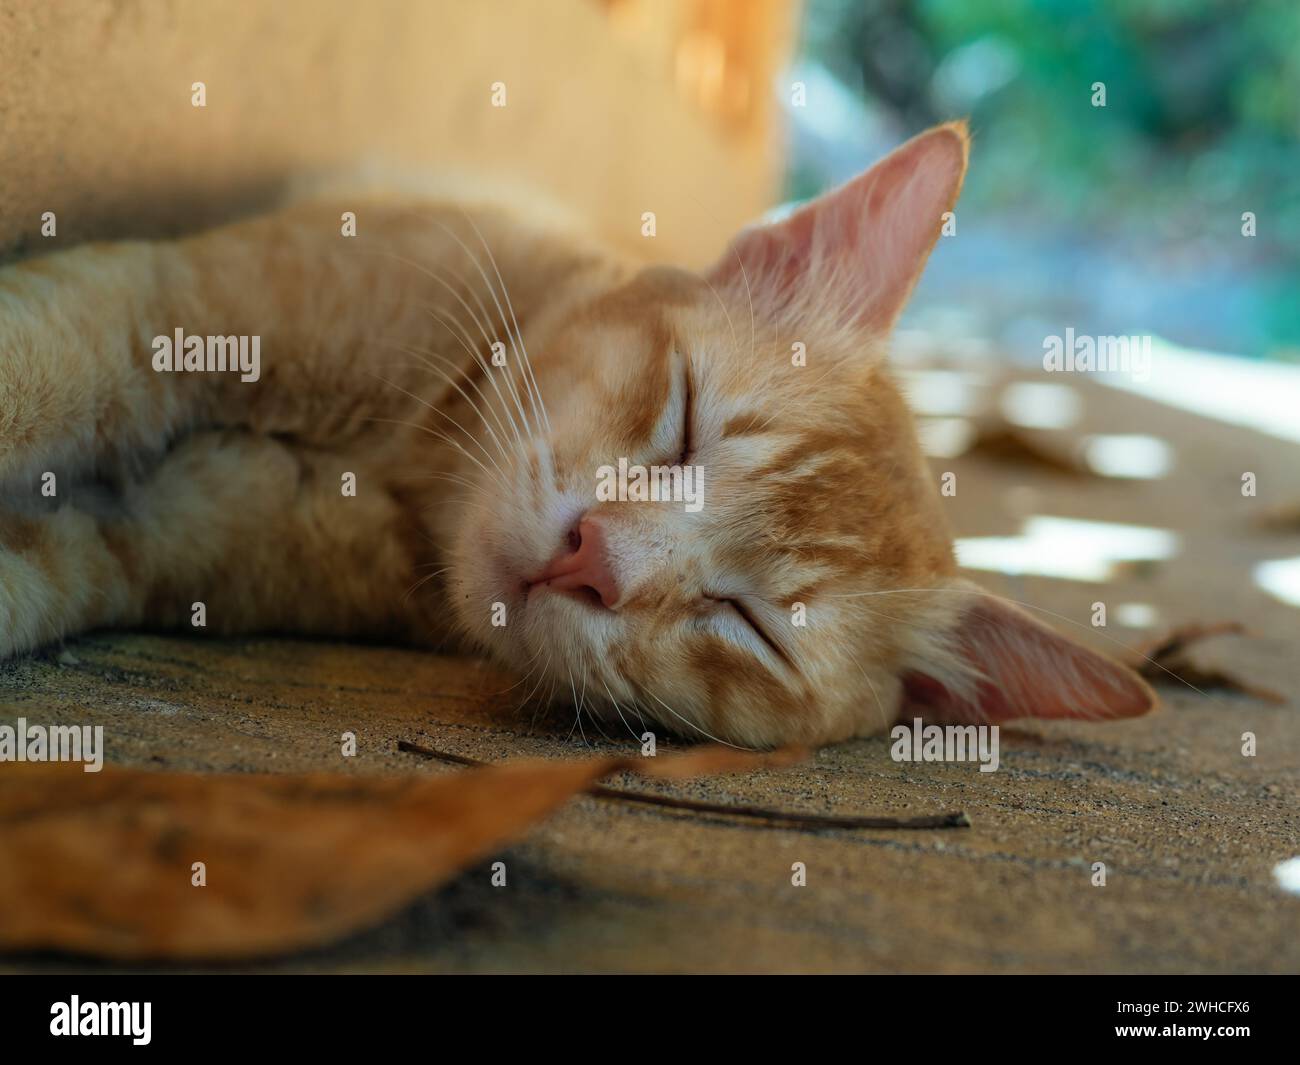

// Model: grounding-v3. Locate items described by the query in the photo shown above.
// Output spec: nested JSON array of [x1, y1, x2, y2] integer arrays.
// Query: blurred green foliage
[[797, 0, 1300, 350]]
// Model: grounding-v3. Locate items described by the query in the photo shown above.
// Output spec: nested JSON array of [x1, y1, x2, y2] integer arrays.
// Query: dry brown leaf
[[966, 421, 1092, 477], [1130, 622, 1286, 705], [0, 746, 801, 961], [1255, 499, 1300, 532]]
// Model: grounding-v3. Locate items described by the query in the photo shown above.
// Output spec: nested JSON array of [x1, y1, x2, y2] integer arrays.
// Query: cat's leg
[[0, 429, 451, 659], [0, 200, 550, 657], [0, 201, 496, 491], [0, 240, 192, 488]]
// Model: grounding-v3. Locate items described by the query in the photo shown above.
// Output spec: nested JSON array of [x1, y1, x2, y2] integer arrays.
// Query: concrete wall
[[0, 0, 792, 265]]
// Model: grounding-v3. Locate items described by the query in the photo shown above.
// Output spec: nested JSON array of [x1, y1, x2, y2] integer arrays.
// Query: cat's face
[[449, 123, 1157, 747]]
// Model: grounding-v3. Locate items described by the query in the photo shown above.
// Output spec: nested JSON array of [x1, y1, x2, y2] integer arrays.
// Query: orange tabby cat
[[0, 123, 1155, 746]]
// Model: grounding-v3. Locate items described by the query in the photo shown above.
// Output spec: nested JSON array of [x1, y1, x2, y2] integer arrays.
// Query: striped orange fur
[[0, 124, 1154, 746]]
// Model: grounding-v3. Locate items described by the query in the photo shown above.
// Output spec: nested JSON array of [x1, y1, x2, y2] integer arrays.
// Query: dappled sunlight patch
[[999, 381, 1082, 430], [1082, 434, 1172, 479], [1098, 338, 1300, 445], [898, 368, 986, 417], [1254, 556, 1300, 609], [1273, 858, 1300, 896], [917, 416, 976, 458], [957, 515, 1180, 583], [1115, 602, 1159, 629]]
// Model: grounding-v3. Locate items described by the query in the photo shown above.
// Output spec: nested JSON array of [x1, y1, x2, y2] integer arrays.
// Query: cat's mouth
[[526, 580, 606, 611], [486, 555, 605, 615]]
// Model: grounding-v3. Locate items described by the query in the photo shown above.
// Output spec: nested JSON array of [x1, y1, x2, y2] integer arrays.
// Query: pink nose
[[528, 517, 620, 608]]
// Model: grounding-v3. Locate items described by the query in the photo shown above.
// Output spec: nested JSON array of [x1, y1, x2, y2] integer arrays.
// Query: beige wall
[[0, 0, 793, 267]]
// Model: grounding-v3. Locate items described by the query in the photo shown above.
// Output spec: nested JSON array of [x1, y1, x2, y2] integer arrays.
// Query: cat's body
[[0, 197, 584, 647], [0, 124, 1156, 746]]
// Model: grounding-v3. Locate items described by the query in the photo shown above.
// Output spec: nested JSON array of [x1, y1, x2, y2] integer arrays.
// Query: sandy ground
[[2, 376, 1298, 973]]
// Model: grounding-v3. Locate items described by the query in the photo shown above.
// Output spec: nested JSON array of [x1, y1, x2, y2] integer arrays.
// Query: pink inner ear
[[707, 122, 969, 333], [903, 597, 1158, 725]]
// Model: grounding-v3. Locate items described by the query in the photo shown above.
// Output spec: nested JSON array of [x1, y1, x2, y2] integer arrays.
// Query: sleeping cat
[[0, 122, 1155, 747]]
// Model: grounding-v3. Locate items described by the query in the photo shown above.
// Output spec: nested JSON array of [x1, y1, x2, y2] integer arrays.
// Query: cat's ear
[[902, 586, 1158, 725], [707, 121, 969, 333]]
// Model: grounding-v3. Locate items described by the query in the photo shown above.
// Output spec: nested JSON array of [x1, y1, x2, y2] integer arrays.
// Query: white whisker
[[375, 342, 513, 466], [370, 373, 511, 486], [423, 305, 526, 456], [459, 210, 552, 436], [644, 688, 756, 751]]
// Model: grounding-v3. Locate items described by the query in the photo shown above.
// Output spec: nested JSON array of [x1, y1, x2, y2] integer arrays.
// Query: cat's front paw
[[0, 511, 94, 662], [0, 353, 54, 487]]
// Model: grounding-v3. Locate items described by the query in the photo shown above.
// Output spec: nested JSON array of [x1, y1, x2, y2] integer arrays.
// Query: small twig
[[396, 739, 970, 831], [399, 741, 481, 768]]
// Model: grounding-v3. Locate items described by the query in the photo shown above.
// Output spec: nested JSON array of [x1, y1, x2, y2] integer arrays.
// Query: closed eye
[[706, 595, 795, 670], [677, 355, 694, 465]]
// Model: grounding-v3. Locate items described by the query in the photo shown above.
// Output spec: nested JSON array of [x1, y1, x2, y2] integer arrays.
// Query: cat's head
[[450, 122, 1156, 747]]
